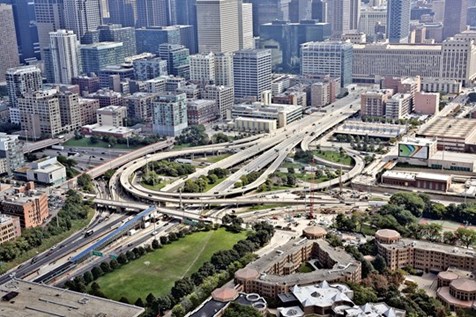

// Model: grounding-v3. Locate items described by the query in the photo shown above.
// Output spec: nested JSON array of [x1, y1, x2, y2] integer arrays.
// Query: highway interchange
[[1, 89, 376, 286]]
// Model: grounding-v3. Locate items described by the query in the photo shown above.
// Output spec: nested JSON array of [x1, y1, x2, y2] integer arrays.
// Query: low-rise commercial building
[[334, 121, 407, 139], [420, 77, 462, 94], [0, 214, 21, 244], [234, 239, 361, 298], [25, 157, 67, 186], [0, 182, 48, 228], [81, 124, 136, 138], [233, 117, 277, 133], [416, 118, 476, 152], [381, 170, 451, 192], [230, 103, 303, 128]]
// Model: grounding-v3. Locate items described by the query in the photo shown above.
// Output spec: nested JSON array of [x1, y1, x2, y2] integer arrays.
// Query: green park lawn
[[94, 228, 246, 301], [313, 150, 354, 166], [203, 153, 232, 163]]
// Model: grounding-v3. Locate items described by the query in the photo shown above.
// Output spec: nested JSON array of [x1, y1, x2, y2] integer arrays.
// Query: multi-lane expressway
[[111, 91, 364, 205]]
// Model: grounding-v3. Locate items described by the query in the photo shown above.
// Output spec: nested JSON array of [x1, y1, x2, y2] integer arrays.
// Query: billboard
[[398, 143, 429, 159]]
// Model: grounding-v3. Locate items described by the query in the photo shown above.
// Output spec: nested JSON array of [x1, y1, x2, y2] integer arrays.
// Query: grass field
[[94, 228, 246, 301], [313, 150, 354, 166], [63, 138, 139, 150], [141, 181, 168, 191], [203, 154, 232, 163]]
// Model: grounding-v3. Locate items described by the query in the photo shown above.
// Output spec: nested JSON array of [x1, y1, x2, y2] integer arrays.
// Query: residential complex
[[152, 93, 188, 137], [0, 214, 21, 244], [0, 133, 25, 175], [235, 238, 361, 298]]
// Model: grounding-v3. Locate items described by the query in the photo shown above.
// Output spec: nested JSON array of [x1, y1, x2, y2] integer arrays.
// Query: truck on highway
[[128, 229, 136, 236], [51, 145, 65, 151]]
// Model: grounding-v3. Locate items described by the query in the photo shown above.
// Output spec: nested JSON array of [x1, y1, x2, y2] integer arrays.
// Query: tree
[[135, 297, 145, 307], [110, 259, 120, 270], [171, 278, 194, 300], [443, 231, 458, 245], [117, 253, 128, 265], [146, 293, 156, 307], [77, 173, 94, 192], [223, 302, 261, 317], [83, 271, 93, 284], [372, 255, 387, 274], [91, 266, 104, 279], [171, 304, 186, 317], [455, 227, 476, 248], [100, 261, 111, 273], [335, 214, 357, 232], [160, 236, 168, 245], [152, 239, 160, 249], [119, 297, 130, 304], [286, 174, 297, 187], [288, 167, 295, 174], [389, 193, 425, 217], [351, 284, 378, 305]]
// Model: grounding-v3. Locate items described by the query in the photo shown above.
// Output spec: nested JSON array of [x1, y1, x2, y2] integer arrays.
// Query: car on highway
[[151, 231, 158, 236]]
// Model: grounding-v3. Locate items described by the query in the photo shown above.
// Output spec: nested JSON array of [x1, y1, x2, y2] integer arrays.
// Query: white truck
[[51, 145, 65, 151]]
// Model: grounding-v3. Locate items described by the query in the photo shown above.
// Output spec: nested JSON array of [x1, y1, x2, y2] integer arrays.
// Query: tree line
[[0, 190, 92, 267], [182, 168, 229, 193]]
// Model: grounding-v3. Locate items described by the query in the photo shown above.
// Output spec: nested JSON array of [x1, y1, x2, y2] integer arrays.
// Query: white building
[[0, 133, 24, 175], [240, 3, 254, 49], [190, 52, 216, 83], [152, 93, 188, 137], [201, 85, 234, 119], [385, 93, 412, 119], [231, 102, 303, 127], [233, 49, 272, 101], [214, 52, 234, 86], [97, 105, 127, 127], [234, 117, 277, 133], [359, 6, 387, 37], [49, 30, 80, 84], [196, 0, 241, 53], [26, 157, 67, 186]]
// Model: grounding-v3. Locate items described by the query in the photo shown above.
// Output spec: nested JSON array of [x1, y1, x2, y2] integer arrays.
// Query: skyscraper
[[245, 0, 288, 36], [443, 0, 468, 39], [289, 0, 311, 23], [259, 20, 331, 71], [240, 2, 254, 49], [327, 0, 360, 38], [190, 53, 216, 83], [136, 0, 168, 27], [34, 0, 65, 50], [107, 0, 137, 27], [233, 49, 272, 100], [196, 0, 241, 53], [300, 41, 353, 87], [0, 4, 19, 81], [98, 24, 137, 57], [49, 30, 80, 84], [63, 0, 102, 40], [386, 0, 411, 43], [4, 0, 40, 62], [175, 0, 198, 52], [80, 42, 125, 74], [159, 43, 190, 78], [215, 52, 234, 86]]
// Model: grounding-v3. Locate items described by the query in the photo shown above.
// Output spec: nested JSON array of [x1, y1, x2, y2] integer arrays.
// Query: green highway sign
[[92, 251, 103, 257]]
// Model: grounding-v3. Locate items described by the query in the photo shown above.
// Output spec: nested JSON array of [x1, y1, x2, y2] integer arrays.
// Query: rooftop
[[290, 282, 353, 308], [430, 151, 476, 164], [0, 279, 144, 317], [417, 118, 476, 141]]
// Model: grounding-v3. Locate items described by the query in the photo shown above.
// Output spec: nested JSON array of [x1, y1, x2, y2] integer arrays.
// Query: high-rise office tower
[[245, 0, 288, 36], [443, 0, 468, 39], [48, 30, 80, 84], [175, 0, 198, 52], [136, 0, 168, 27], [18, 90, 62, 139], [98, 24, 136, 57], [196, 0, 241, 53], [159, 43, 190, 78], [215, 52, 234, 86], [34, 0, 65, 50], [240, 2, 254, 49], [327, 0, 360, 38], [0, 4, 19, 82], [63, 0, 102, 40], [4, 0, 40, 62], [80, 42, 125, 74], [301, 41, 353, 87], [233, 49, 272, 101], [107, 0, 137, 27], [289, 0, 311, 23], [311, 0, 327, 22], [386, 0, 411, 43], [259, 20, 331, 71]]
